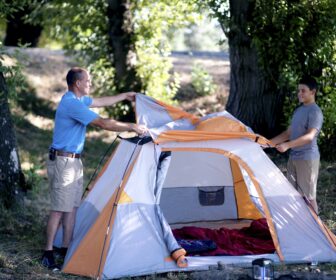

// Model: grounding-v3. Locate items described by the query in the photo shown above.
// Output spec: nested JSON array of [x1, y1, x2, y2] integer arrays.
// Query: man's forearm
[[90, 117, 147, 135], [91, 117, 135, 132], [286, 132, 316, 149], [275, 128, 317, 153], [90, 94, 127, 108], [271, 129, 290, 145]]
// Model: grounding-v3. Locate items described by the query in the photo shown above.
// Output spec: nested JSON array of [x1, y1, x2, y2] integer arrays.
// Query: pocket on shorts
[[56, 157, 69, 172], [55, 157, 75, 185]]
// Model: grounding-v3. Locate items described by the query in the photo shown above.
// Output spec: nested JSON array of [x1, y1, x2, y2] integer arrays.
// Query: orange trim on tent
[[156, 100, 200, 125], [156, 130, 273, 147], [63, 150, 141, 279], [196, 116, 248, 133], [161, 147, 284, 261], [63, 190, 119, 278], [230, 159, 263, 220]]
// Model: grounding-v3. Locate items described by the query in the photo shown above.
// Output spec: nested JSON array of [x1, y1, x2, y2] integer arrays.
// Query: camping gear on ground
[[54, 94, 336, 279], [252, 258, 274, 280]]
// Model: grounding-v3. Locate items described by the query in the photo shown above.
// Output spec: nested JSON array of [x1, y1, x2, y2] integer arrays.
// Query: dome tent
[[57, 94, 336, 279]]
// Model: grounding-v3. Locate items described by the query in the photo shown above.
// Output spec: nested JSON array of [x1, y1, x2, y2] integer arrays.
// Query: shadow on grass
[[174, 83, 198, 102], [15, 80, 55, 119], [13, 115, 53, 161]]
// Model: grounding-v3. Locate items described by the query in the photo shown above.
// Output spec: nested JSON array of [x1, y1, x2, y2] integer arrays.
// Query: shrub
[[191, 63, 217, 97]]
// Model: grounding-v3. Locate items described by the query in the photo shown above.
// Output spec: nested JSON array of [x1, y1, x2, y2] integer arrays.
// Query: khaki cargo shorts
[[47, 156, 83, 212], [287, 158, 320, 200]]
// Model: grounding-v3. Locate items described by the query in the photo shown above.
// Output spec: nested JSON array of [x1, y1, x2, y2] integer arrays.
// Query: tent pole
[[82, 133, 120, 199]]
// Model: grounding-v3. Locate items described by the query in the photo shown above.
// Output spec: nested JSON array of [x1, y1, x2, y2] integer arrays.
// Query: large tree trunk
[[0, 73, 25, 208], [4, 5, 42, 47], [107, 0, 142, 121], [226, 0, 284, 138]]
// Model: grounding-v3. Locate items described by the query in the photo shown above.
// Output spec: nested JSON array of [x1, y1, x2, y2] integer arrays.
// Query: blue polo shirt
[[51, 91, 99, 154]]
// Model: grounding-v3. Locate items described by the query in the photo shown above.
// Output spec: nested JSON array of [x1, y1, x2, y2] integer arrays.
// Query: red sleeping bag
[[172, 218, 276, 256]]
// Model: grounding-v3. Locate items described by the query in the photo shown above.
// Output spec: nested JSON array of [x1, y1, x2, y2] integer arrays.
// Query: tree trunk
[[226, 0, 284, 138], [107, 0, 142, 121], [4, 6, 42, 47], [107, 0, 140, 90], [0, 73, 25, 208]]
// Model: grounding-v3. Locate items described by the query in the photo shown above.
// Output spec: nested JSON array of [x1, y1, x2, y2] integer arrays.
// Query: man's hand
[[123, 92, 137, 101], [276, 143, 290, 153], [131, 124, 148, 135]]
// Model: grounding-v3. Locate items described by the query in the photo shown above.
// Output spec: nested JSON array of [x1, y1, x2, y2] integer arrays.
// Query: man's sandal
[[171, 248, 188, 268]]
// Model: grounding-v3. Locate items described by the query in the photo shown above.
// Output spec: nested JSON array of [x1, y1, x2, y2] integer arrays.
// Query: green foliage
[[191, 63, 217, 96], [0, 44, 27, 100], [132, 0, 187, 103], [34, 0, 203, 110], [210, 0, 336, 157], [23, 164, 43, 193], [313, 78, 336, 159], [0, 0, 29, 19]]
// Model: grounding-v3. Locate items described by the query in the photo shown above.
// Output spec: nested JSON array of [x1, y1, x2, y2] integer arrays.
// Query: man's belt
[[55, 150, 81, 159]]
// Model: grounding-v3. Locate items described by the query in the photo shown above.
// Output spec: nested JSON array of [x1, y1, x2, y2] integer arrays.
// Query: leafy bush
[[0, 45, 27, 98], [23, 165, 43, 193], [191, 63, 217, 97]]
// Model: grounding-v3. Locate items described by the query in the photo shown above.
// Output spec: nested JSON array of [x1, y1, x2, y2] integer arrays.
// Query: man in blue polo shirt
[[271, 76, 323, 214], [41, 67, 147, 269]]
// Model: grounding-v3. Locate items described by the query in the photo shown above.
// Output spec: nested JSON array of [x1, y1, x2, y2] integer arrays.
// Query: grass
[[0, 49, 335, 279]]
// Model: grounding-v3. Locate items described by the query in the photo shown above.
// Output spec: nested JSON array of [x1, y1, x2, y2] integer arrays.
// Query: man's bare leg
[[45, 211, 63, 251], [62, 207, 78, 248]]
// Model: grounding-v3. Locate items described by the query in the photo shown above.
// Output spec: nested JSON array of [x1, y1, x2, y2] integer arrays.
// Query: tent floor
[[170, 219, 252, 230]]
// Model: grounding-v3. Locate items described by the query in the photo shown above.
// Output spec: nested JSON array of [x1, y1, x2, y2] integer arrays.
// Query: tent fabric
[[155, 130, 272, 146], [136, 94, 272, 147], [195, 116, 248, 133], [230, 159, 263, 219], [159, 142, 336, 262], [63, 144, 142, 277], [57, 94, 336, 279]]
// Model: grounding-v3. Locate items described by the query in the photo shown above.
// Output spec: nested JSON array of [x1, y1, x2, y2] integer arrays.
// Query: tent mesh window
[[198, 186, 225, 206]]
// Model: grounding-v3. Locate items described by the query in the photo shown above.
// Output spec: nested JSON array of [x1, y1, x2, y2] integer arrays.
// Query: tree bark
[[107, 0, 142, 121], [107, 0, 142, 91], [4, 6, 42, 47], [226, 0, 284, 138], [0, 72, 25, 208]]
